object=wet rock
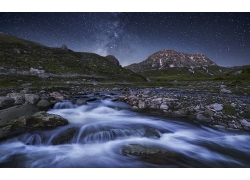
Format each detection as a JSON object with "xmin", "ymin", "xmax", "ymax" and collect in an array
[
  {"xmin": 0, "ymin": 97, "xmax": 15, "ymax": 109},
  {"xmin": 75, "ymin": 99, "xmax": 87, "ymax": 106},
  {"xmin": 25, "ymin": 94, "xmax": 40, "ymax": 105},
  {"xmin": 36, "ymin": 99, "xmax": 52, "ymax": 111},
  {"xmin": 122, "ymin": 144, "xmax": 175, "ymax": 165},
  {"xmin": 0, "ymin": 124, "xmax": 12, "ymax": 139},
  {"xmin": 26, "ymin": 111, "xmax": 69, "ymax": 128},
  {"xmin": 143, "ymin": 127, "xmax": 162, "ymax": 138},
  {"xmin": 0, "ymin": 104, "xmax": 39, "ymax": 125},
  {"xmin": 51, "ymin": 127, "xmax": 79, "ymax": 145},
  {"xmin": 196, "ymin": 114, "xmax": 211, "ymax": 122}
]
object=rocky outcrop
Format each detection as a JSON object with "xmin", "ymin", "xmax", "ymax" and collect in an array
[
  {"xmin": 25, "ymin": 111, "xmax": 69, "ymax": 128},
  {"xmin": 0, "ymin": 104, "xmax": 39, "ymax": 125},
  {"xmin": 105, "ymin": 55, "xmax": 120, "ymax": 66},
  {"xmin": 0, "ymin": 112, "xmax": 69, "ymax": 139},
  {"xmin": 124, "ymin": 49, "xmax": 217, "ymax": 72}
]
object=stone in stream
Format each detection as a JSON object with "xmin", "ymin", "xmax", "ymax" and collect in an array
[
  {"xmin": 51, "ymin": 127, "xmax": 79, "ymax": 145},
  {"xmin": 25, "ymin": 111, "xmax": 69, "ymax": 128},
  {"xmin": 122, "ymin": 144, "xmax": 176, "ymax": 165}
]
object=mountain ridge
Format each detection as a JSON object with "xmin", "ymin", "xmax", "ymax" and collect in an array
[{"xmin": 124, "ymin": 49, "xmax": 217, "ymax": 73}]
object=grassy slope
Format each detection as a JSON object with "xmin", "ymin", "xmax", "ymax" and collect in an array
[{"xmin": 0, "ymin": 33, "xmax": 146, "ymax": 88}]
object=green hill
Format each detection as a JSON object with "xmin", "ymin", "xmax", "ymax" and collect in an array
[{"xmin": 0, "ymin": 32, "xmax": 146, "ymax": 88}]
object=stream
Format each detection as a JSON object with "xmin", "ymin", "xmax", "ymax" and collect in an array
[{"xmin": 0, "ymin": 92, "xmax": 250, "ymax": 168}]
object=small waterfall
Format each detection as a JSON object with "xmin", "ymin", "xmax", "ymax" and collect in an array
[
  {"xmin": 75, "ymin": 123, "xmax": 147, "ymax": 144},
  {"xmin": 25, "ymin": 134, "xmax": 42, "ymax": 145},
  {"xmin": 79, "ymin": 128, "xmax": 146, "ymax": 144},
  {"xmin": 53, "ymin": 101, "xmax": 77, "ymax": 109}
]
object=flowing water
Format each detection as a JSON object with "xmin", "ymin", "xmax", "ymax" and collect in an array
[{"xmin": 0, "ymin": 92, "xmax": 250, "ymax": 168}]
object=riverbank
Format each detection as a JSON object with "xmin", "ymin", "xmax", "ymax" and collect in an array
[{"xmin": 1, "ymin": 86, "xmax": 250, "ymax": 141}]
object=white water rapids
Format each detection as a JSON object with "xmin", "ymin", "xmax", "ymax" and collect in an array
[{"xmin": 0, "ymin": 94, "xmax": 250, "ymax": 168}]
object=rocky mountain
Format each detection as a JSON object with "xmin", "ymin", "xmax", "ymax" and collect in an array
[
  {"xmin": 124, "ymin": 49, "xmax": 217, "ymax": 72},
  {"xmin": 105, "ymin": 55, "xmax": 120, "ymax": 66},
  {"xmin": 0, "ymin": 32, "xmax": 146, "ymax": 85}
]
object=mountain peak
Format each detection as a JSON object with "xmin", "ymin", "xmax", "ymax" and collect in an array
[{"xmin": 124, "ymin": 49, "xmax": 217, "ymax": 72}]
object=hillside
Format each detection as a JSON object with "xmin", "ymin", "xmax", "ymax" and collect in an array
[{"xmin": 0, "ymin": 32, "xmax": 146, "ymax": 88}]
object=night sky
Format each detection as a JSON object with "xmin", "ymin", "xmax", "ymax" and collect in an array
[{"xmin": 0, "ymin": 12, "xmax": 249, "ymax": 67}]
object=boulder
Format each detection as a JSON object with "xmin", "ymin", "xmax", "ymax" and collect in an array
[
  {"xmin": 0, "ymin": 124, "xmax": 12, "ymax": 139},
  {"xmin": 50, "ymin": 92, "xmax": 64, "ymax": 101},
  {"xmin": 75, "ymin": 99, "xmax": 87, "ymax": 106},
  {"xmin": 0, "ymin": 104, "xmax": 39, "ymax": 125},
  {"xmin": 25, "ymin": 111, "xmax": 68, "ymax": 128},
  {"xmin": 6, "ymin": 93, "xmax": 25, "ymax": 105},
  {"xmin": 36, "ymin": 99, "xmax": 52, "ymax": 111},
  {"xmin": 211, "ymin": 103, "xmax": 223, "ymax": 111},
  {"xmin": 25, "ymin": 94, "xmax": 40, "ymax": 105},
  {"xmin": 196, "ymin": 114, "xmax": 211, "ymax": 122},
  {"xmin": 122, "ymin": 144, "xmax": 175, "ymax": 165},
  {"xmin": 0, "ymin": 97, "xmax": 15, "ymax": 109},
  {"xmin": 239, "ymin": 119, "xmax": 250, "ymax": 127},
  {"xmin": 51, "ymin": 127, "xmax": 79, "ymax": 145}
]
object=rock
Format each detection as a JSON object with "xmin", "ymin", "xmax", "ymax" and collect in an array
[
  {"xmin": 160, "ymin": 104, "xmax": 169, "ymax": 110},
  {"xmin": 196, "ymin": 114, "xmax": 211, "ymax": 122},
  {"xmin": 6, "ymin": 93, "xmax": 25, "ymax": 105},
  {"xmin": 204, "ymin": 109, "xmax": 214, "ymax": 117},
  {"xmin": 239, "ymin": 119, "xmax": 250, "ymax": 127},
  {"xmin": 75, "ymin": 99, "xmax": 87, "ymax": 106},
  {"xmin": 51, "ymin": 127, "xmax": 79, "ymax": 145},
  {"xmin": 0, "ymin": 97, "xmax": 15, "ymax": 109},
  {"xmin": 220, "ymin": 88, "xmax": 232, "ymax": 94},
  {"xmin": 50, "ymin": 92, "xmax": 64, "ymax": 101},
  {"xmin": 36, "ymin": 99, "xmax": 52, "ymax": 111},
  {"xmin": 122, "ymin": 144, "xmax": 175, "ymax": 165},
  {"xmin": 0, "ymin": 125, "xmax": 12, "ymax": 139},
  {"xmin": 30, "ymin": 67, "xmax": 45, "ymax": 75},
  {"xmin": 26, "ymin": 111, "xmax": 69, "ymax": 128},
  {"xmin": 0, "ymin": 104, "xmax": 39, "ymax": 125},
  {"xmin": 93, "ymin": 82, "xmax": 98, "ymax": 86},
  {"xmin": 105, "ymin": 55, "xmax": 120, "ymax": 66},
  {"xmin": 132, "ymin": 106, "xmax": 139, "ymax": 110},
  {"xmin": 143, "ymin": 127, "xmax": 162, "ymax": 138},
  {"xmin": 25, "ymin": 94, "xmax": 40, "ymax": 105},
  {"xmin": 211, "ymin": 103, "xmax": 223, "ymax": 111},
  {"xmin": 138, "ymin": 100, "xmax": 146, "ymax": 109}
]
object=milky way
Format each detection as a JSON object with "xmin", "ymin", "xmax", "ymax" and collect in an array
[{"xmin": 0, "ymin": 12, "xmax": 249, "ymax": 67}]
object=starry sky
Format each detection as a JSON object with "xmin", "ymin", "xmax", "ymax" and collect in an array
[{"xmin": 0, "ymin": 12, "xmax": 249, "ymax": 67}]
